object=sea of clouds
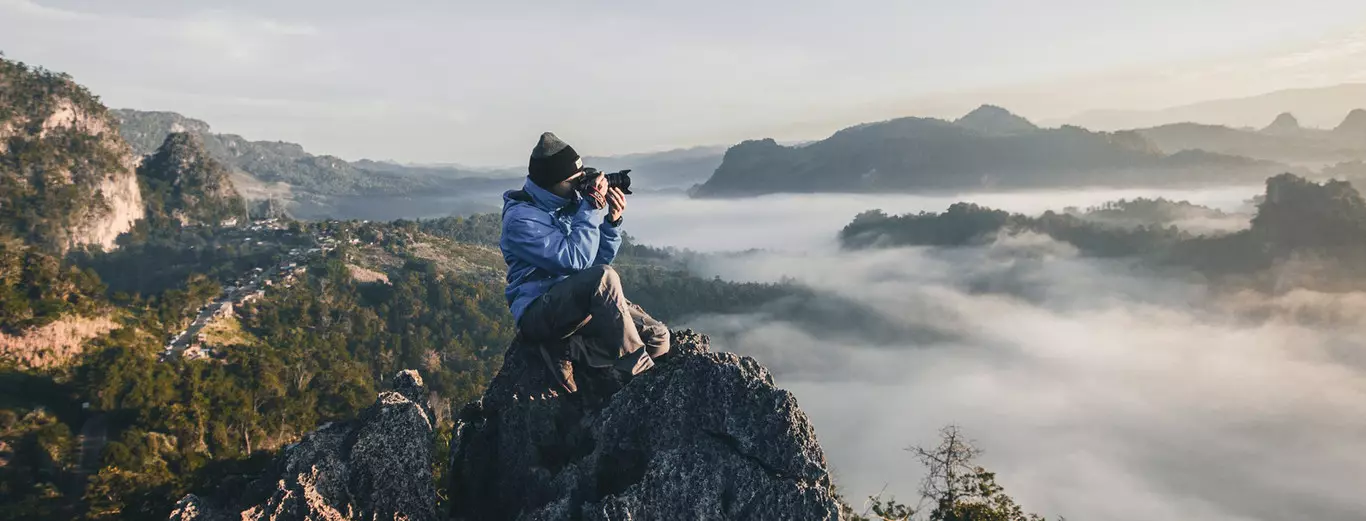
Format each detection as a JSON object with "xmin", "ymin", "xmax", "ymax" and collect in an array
[{"xmin": 620, "ymin": 187, "xmax": 1366, "ymax": 521}]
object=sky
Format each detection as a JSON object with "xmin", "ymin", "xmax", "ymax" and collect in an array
[{"xmin": 2, "ymin": 0, "xmax": 1365, "ymax": 165}]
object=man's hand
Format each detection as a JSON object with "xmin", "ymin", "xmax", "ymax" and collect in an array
[
  {"xmin": 582, "ymin": 172, "xmax": 608, "ymax": 209},
  {"xmin": 606, "ymin": 187, "xmax": 626, "ymax": 223}
]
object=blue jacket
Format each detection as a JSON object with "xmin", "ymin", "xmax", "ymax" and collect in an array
[{"xmin": 501, "ymin": 179, "xmax": 622, "ymax": 323}]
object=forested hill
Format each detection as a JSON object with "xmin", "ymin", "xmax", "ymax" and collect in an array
[
  {"xmin": 137, "ymin": 133, "xmax": 249, "ymax": 227},
  {"xmin": 112, "ymin": 109, "xmax": 467, "ymax": 197},
  {"xmin": 693, "ymin": 105, "xmax": 1288, "ymax": 197},
  {"xmin": 0, "ymin": 54, "xmax": 144, "ymax": 252},
  {"xmin": 840, "ymin": 173, "xmax": 1366, "ymax": 291}
]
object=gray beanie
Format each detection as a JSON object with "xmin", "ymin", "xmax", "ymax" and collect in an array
[{"xmin": 528, "ymin": 132, "xmax": 582, "ymax": 188}]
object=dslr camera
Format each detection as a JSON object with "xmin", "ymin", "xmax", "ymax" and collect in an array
[{"xmin": 575, "ymin": 167, "xmax": 633, "ymax": 196}]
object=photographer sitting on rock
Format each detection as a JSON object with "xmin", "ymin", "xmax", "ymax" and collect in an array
[{"xmin": 499, "ymin": 132, "xmax": 670, "ymax": 394}]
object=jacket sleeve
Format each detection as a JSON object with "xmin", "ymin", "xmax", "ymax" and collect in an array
[
  {"xmin": 503, "ymin": 204, "xmax": 606, "ymax": 275},
  {"xmin": 594, "ymin": 219, "xmax": 623, "ymax": 266}
]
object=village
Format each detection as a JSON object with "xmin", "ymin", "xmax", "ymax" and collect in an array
[{"xmin": 162, "ymin": 218, "xmax": 352, "ymax": 360}]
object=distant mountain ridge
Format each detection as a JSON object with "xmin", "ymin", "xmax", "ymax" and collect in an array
[
  {"xmin": 113, "ymin": 109, "xmax": 455, "ymax": 198},
  {"xmin": 584, "ymin": 145, "xmax": 729, "ymax": 190},
  {"xmin": 694, "ymin": 106, "xmax": 1287, "ymax": 197},
  {"xmin": 1136, "ymin": 109, "xmax": 1366, "ymax": 166},
  {"xmin": 1060, "ymin": 83, "xmax": 1366, "ymax": 131}
]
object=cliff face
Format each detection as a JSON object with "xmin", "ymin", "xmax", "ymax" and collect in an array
[
  {"xmin": 171, "ymin": 332, "xmax": 842, "ymax": 521},
  {"xmin": 0, "ymin": 56, "xmax": 144, "ymax": 251},
  {"xmin": 449, "ymin": 330, "xmax": 842, "ymax": 521}
]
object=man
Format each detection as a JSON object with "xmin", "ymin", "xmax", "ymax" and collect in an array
[{"xmin": 500, "ymin": 132, "xmax": 670, "ymax": 393}]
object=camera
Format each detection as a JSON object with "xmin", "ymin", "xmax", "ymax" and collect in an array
[{"xmin": 576, "ymin": 167, "xmax": 633, "ymax": 195}]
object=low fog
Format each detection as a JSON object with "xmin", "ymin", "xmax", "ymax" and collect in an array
[
  {"xmin": 626, "ymin": 186, "xmax": 1258, "ymax": 252},
  {"xmin": 622, "ymin": 189, "xmax": 1366, "ymax": 521}
]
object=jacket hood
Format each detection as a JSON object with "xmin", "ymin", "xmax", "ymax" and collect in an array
[{"xmin": 504, "ymin": 178, "xmax": 577, "ymax": 214}]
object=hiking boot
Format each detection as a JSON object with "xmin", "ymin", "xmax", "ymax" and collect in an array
[{"xmin": 538, "ymin": 342, "xmax": 577, "ymax": 394}]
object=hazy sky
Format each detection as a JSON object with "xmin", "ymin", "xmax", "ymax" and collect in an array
[{"xmin": 2, "ymin": 0, "xmax": 1365, "ymax": 164}]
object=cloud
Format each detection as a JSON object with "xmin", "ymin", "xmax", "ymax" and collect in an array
[{"xmin": 624, "ymin": 190, "xmax": 1366, "ymax": 521}]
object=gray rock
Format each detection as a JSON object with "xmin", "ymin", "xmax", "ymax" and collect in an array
[
  {"xmin": 170, "ymin": 370, "xmax": 438, "ymax": 521},
  {"xmin": 449, "ymin": 330, "xmax": 842, "ymax": 520}
]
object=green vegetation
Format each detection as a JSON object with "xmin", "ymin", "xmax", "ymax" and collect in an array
[
  {"xmin": 0, "ymin": 238, "xmax": 106, "ymax": 334},
  {"xmin": 136, "ymin": 133, "xmax": 247, "ymax": 228},
  {"xmin": 1063, "ymin": 197, "xmax": 1231, "ymax": 230},
  {"xmin": 1174, "ymin": 173, "xmax": 1366, "ymax": 280},
  {"xmin": 841, "ymin": 173, "xmax": 1366, "ymax": 291},
  {"xmin": 413, "ymin": 213, "xmax": 502, "ymax": 247},
  {"xmin": 840, "ymin": 203, "xmax": 1190, "ymax": 258},
  {"xmin": 1, "ymin": 54, "xmax": 133, "ymax": 253},
  {"xmin": 1, "ymin": 244, "xmax": 517, "ymax": 520}
]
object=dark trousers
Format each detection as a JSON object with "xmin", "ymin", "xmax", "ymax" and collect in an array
[{"xmin": 518, "ymin": 265, "xmax": 670, "ymax": 375}]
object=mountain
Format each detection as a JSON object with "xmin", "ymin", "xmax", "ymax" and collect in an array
[
  {"xmin": 1061, "ymin": 83, "xmax": 1366, "ymax": 131},
  {"xmin": 954, "ymin": 104, "xmax": 1039, "ymax": 135},
  {"xmin": 112, "ymin": 109, "xmax": 454, "ymax": 198},
  {"xmin": 349, "ymin": 158, "xmax": 493, "ymax": 180},
  {"xmin": 1262, "ymin": 112, "xmax": 1303, "ymax": 135},
  {"xmin": 584, "ymin": 145, "xmax": 729, "ymax": 191},
  {"xmin": 138, "ymin": 132, "xmax": 249, "ymax": 226},
  {"xmin": 694, "ymin": 107, "xmax": 1284, "ymax": 197},
  {"xmin": 1337, "ymin": 109, "xmax": 1366, "ymax": 137},
  {"xmin": 1135, "ymin": 110, "xmax": 1366, "ymax": 166},
  {"xmin": 0, "ymin": 54, "xmax": 144, "ymax": 252}
]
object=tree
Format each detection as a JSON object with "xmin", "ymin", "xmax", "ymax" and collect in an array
[
  {"xmin": 846, "ymin": 426, "xmax": 1049, "ymax": 521},
  {"xmin": 910, "ymin": 425, "xmax": 1044, "ymax": 521}
]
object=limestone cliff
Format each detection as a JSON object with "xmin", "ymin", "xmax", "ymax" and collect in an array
[{"xmin": 0, "ymin": 55, "xmax": 143, "ymax": 252}]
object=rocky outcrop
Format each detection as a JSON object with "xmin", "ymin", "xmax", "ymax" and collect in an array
[
  {"xmin": 140, "ymin": 132, "xmax": 249, "ymax": 226},
  {"xmin": 0, "ymin": 56, "xmax": 144, "ymax": 252},
  {"xmin": 170, "ymin": 334, "xmax": 841, "ymax": 521},
  {"xmin": 448, "ymin": 330, "xmax": 842, "ymax": 521},
  {"xmin": 170, "ymin": 370, "xmax": 438, "ymax": 521}
]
